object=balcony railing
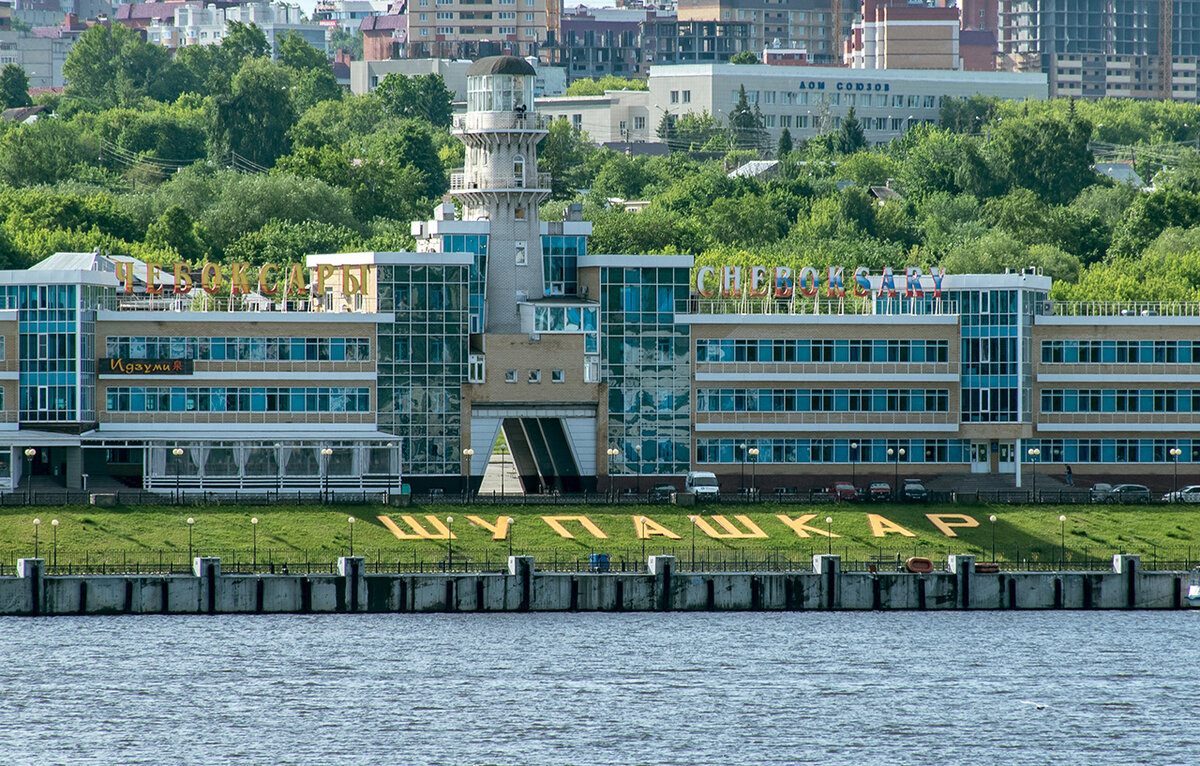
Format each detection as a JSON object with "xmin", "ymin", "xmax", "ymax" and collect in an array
[
  {"xmin": 453, "ymin": 112, "xmax": 549, "ymax": 131},
  {"xmin": 450, "ymin": 171, "xmax": 552, "ymax": 191},
  {"xmin": 1038, "ymin": 300, "xmax": 1200, "ymax": 317},
  {"xmin": 678, "ymin": 297, "xmax": 959, "ymax": 317}
]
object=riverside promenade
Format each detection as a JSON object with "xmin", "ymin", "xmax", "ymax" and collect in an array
[{"xmin": 0, "ymin": 554, "xmax": 1192, "ymax": 615}]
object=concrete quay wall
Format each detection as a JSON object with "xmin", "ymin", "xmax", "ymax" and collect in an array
[{"xmin": 0, "ymin": 555, "xmax": 1191, "ymax": 616}]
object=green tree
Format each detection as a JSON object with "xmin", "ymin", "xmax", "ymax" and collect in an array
[
  {"xmin": 564, "ymin": 76, "xmax": 648, "ymax": 96},
  {"xmin": 776, "ymin": 127, "xmax": 792, "ymax": 157},
  {"xmin": 539, "ymin": 117, "xmax": 596, "ymax": 198},
  {"xmin": 898, "ymin": 124, "xmax": 995, "ymax": 200},
  {"xmin": 295, "ymin": 67, "xmax": 342, "ymax": 112},
  {"xmin": 225, "ymin": 219, "xmax": 361, "ymax": 266},
  {"xmin": 0, "ymin": 65, "xmax": 31, "ymax": 109},
  {"xmin": 210, "ymin": 58, "xmax": 297, "ymax": 168},
  {"xmin": 288, "ymin": 95, "xmax": 389, "ymax": 149},
  {"xmin": 62, "ymin": 23, "xmax": 181, "ymax": 108},
  {"xmin": 329, "ymin": 26, "xmax": 363, "ymax": 59},
  {"xmin": 0, "ymin": 119, "xmax": 96, "ymax": 187},
  {"xmin": 375, "ymin": 73, "xmax": 454, "ymax": 128},
  {"xmin": 939, "ymin": 95, "xmax": 999, "ymax": 134},
  {"xmin": 278, "ymin": 32, "xmax": 331, "ymax": 74},
  {"xmin": 1109, "ymin": 188, "xmax": 1200, "ymax": 257},
  {"xmin": 835, "ymin": 106, "xmax": 866, "ymax": 155},
  {"xmin": 175, "ymin": 21, "xmax": 270, "ymax": 97},
  {"xmin": 730, "ymin": 50, "xmax": 759, "ymax": 65},
  {"xmin": 144, "ymin": 204, "xmax": 205, "ymax": 260},
  {"xmin": 985, "ymin": 114, "xmax": 1093, "ymax": 204},
  {"xmin": 729, "ymin": 86, "xmax": 766, "ymax": 151}
]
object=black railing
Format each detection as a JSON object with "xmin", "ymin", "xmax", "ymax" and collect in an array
[{"xmin": 2, "ymin": 547, "xmax": 1195, "ymax": 577}]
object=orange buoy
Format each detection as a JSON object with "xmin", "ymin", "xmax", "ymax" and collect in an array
[{"xmin": 904, "ymin": 556, "xmax": 934, "ymax": 573}]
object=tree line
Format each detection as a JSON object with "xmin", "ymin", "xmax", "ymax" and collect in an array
[{"xmin": 0, "ymin": 25, "xmax": 1199, "ymax": 302}]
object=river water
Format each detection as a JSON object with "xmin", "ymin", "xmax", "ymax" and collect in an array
[{"xmin": 1, "ymin": 612, "xmax": 1197, "ymax": 765}]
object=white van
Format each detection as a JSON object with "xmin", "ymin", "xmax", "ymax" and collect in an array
[{"xmin": 685, "ymin": 471, "xmax": 720, "ymax": 499}]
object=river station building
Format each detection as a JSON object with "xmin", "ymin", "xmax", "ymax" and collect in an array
[{"xmin": 0, "ymin": 56, "xmax": 1197, "ymax": 496}]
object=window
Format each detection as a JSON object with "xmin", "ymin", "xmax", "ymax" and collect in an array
[
  {"xmin": 528, "ymin": 369, "xmax": 541, "ymax": 383},
  {"xmin": 552, "ymin": 369, "xmax": 564, "ymax": 383},
  {"xmin": 513, "ymin": 154, "xmax": 525, "ymax": 187},
  {"xmin": 505, "ymin": 370, "xmax": 517, "ymax": 383},
  {"xmin": 436, "ymin": 11, "xmax": 453, "ymax": 18},
  {"xmin": 670, "ymin": 90, "xmax": 679, "ymax": 104},
  {"xmin": 525, "ymin": 12, "xmax": 534, "ymax": 20},
  {"xmin": 497, "ymin": 11, "xmax": 514, "ymax": 18},
  {"xmin": 633, "ymin": 115, "xmax": 646, "ymax": 131},
  {"xmin": 682, "ymin": 90, "xmax": 691, "ymax": 103},
  {"xmin": 515, "ymin": 241, "xmax": 527, "ymax": 265}
]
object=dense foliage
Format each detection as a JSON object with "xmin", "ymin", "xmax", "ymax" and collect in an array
[{"xmin": 4, "ymin": 29, "xmax": 1200, "ymax": 301}]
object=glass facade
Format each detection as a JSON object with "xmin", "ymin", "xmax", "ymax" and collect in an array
[
  {"xmin": 602, "ymin": 266, "xmax": 691, "ymax": 476},
  {"xmin": 1041, "ymin": 339, "xmax": 1200, "ymax": 364},
  {"xmin": 106, "ymin": 386, "xmax": 370, "ymax": 413},
  {"xmin": 541, "ymin": 235, "xmax": 585, "ymax": 296},
  {"xmin": 104, "ymin": 336, "xmax": 371, "ymax": 361},
  {"xmin": 697, "ymin": 388, "xmax": 950, "ymax": 413},
  {"xmin": 443, "ymin": 234, "xmax": 488, "ymax": 333},
  {"xmin": 945, "ymin": 288, "xmax": 1040, "ymax": 423},
  {"xmin": 697, "ymin": 338, "xmax": 949, "ymax": 363},
  {"xmin": 1024, "ymin": 439, "xmax": 1199, "ymax": 464},
  {"xmin": 18, "ymin": 283, "xmax": 98, "ymax": 423},
  {"xmin": 696, "ymin": 438, "xmax": 968, "ymax": 464},
  {"xmin": 376, "ymin": 263, "xmax": 469, "ymax": 476}
]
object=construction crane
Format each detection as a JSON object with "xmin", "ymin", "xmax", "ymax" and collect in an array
[
  {"xmin": 831, "ymin": 0, "xmax": 842, "ymax": 62},
  {"xmin": 1161, "ymin": 0, "xmax": 1173, "ymax": 100}
]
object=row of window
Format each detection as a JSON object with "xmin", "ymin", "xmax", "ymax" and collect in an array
[
  {"xmin": 697, "ymin": 388, "xmax": 950, "ymax": 414},
  {"xmin": 104, "ymin": 337, "xmax": 371, "ymax": 362},
  {"xmin": 696, "ymin": 438, "xmax": 966, "ymax": 464},
  {"xmin": 730, "ymin": 90, "xmax": 940, "ymax": 109},
  {"xmin": 1026, "ymin": 439, "xmax": 1200, "ymax": 464},
  {"xmin": 1041, "ymin": 389, "xmax": 1200, "ymax": 413},
  {"xmin": 105, "ymin": 387, "xmax": 371, "ymax": 413},
  {"xmin": 696, "ymin": 338, "xmax": 950, "ymax": 364},
  {"xmin": 1041, "ymin": 340, "xmax": 1200, "ymax": 365}
]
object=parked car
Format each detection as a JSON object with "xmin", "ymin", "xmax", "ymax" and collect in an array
[
  {"xmin": 831, "ymin": 481, "xmax": 859, "ymax": 501},
  {"xmin": 1162, "ymin": 485, "xmax": 1200, "ymax": 503},
  {"xmin": 1089, "ymin": 483, "xmax": 1114, "ymax": 502},
  {"xmin": 685, "ymin": 471, "xmax": 719, "ymax": 500},
  {"xmin": 902, "ymin": 478, "xmax": 928, "ymax": 502},
  {"xmin": 1110, "ymin": 484, "xmax": 1151, "ymax": 503},
  {"xmin": 868, "ymin": 482, "xmax": 892, "ymax": 502},
  {"xmin": 1092, "ymin": 483, "xmax": 1151, "ymax": 503},
  {"xmin": 651, "ymin": 482, "xmax": 676, "ymax": 502}
]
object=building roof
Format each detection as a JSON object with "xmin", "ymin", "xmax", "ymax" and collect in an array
[
  {"xmin": 1, "ymin": 106, "xmax": 48, "ymax": 123},
  {"xmin": 115, "ymin": 1, "xmax": 198, "ymax": 21},
  {"xmin": 359, "ymin": 12, "xmax": 404, "ymax": 31},
  {"xmin": 869, "ymin": 185, "xmax": 903, "ymax": 202},
  {"xmin": 466, "ymin": 55, "xmax": 536, "ymax": 77},
  {"xmin": 728, "ymin": 160, "xmax": 778, "ymax": 178},
  {"xmin": 1095, "ymin": 162, "xmax": 1146, "ymax": 188}
]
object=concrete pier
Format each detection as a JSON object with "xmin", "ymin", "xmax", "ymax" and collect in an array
[{"xmin": 0, "ymin": 555, "xmax": 1191, "ymax": 616}]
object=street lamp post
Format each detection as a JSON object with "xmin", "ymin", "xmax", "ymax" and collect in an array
[
  {"xmin": 989, "ymin": 514, "xmax": 997, "ymax": 562},
  {"xmin": 251, "ymin": 517, "xmax": 258, "ymax": 568},
  {"xmin": 887, "ymin": 447, "xmax": 905, "ymax": 501},
  {"xmin": 1059, "ymin": 514, "xmax": 1067, "ymax": 568},
  {"xmin": 738, "ymin": 443, "xmax": 747, "ymax": 493},
  {"xmin": 446, "ymin": 516, "xmax": 453, "ymax": 570},
  {"xmin": 639, "ymin": 516, "xmax": 647, "ymax": 565},
  {"xmin": 348, "ymin": 515, "xmax": 356, "ymax": 556},
  {"xmin": 24, "ymin": 447, "xmax": 35, "ymax": 503},
  {"xmin": 687, "ymin": 515, "xmax": 697, "ymax": 568},
  {"xmin": 748, "ymin": 447, "xmax": 759, "ymax": 499},
  {"xmin": 320, "ymin": 447, "xmax": 333, "ymax": 502},
  {"xmin": 274, "ymin": 442, "xmax": 283, "ymax": 499},
  {"xmin": 633, "ymin": 444, "xmax": 641, "ymax": 495},
  {"xmin": 1027, "ymin": 447, "xmax": 1041, "ymax": 502},
  {"xmin": 187, "ymin": 517, "xmax": 195, "ymax": 564},
  {"xmin": 172, "ymin": 447, "xmax": 184, "ymax": 503},
  {"xmin": 850, "ymin": 442, "xmax": 859, "ymax": 489},
  {"xmin": 499, "ymin": 443, "xmax": 508, "ymax": 496},
  {"xmin": 507, "ymin": 516, "xmax": 515, "ymax": 558},
  {"xmin": 32, "ymin": 518, "xmax": 40, "ymax": 559},
  {"xmin": 825, "ymin": 516, "xmax": 833, "ymax": 556},
  {"xmin": 51, "ymin": 518, "xmax": 58, "ymax": 568},
  {"xmin": 461, "ymin": 448, "xmax": 475, "ymax": 501},
  {"xmin": 1170, "ymin": 447, "xmax": 1183, "ymax": 499},
  {"xmin": 606, "ymin": 447, "xmax": 620, "ymax": 500}
]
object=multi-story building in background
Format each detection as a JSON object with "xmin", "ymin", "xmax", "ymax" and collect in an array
[
  {"xmin": 395, "ymin": 0, "xmax": 549, "ymax": 59},
  {"xmin": 0, "ymin": 9, "xmax": 87, "ymax": 88},
  {"xmin": 647, "ymin": 62, "xmax": 1045, "ymax": 145},
  {"xmin": 144, "ymin": 2, "xmax": 327, "ymax": 54},
  {"xmin": 998, "ymin": 0, "xmax": 1200, "ymax": 102},
  {"xmin": 676, "ymin": 0, "xmax": 856, "ymax": 65}
]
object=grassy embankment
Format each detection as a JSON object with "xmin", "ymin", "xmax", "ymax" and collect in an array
[{"xmin": 0, "ymin": 501, "xmax": 1197, "ymax": 569}]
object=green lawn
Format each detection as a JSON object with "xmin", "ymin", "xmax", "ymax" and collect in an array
[{"xmin": 1, "ymin": 501, "xmax": 1197, "ymax": 570}]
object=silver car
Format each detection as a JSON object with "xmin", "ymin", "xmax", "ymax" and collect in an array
[{"xmin": 1162, "ymin": 485, "xmax": 1200, "ymax": 503}]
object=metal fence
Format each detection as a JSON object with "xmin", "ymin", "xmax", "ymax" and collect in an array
[{"xmin": 4, "ymin": 545, "xmax": 1195, "ymax": 577}]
